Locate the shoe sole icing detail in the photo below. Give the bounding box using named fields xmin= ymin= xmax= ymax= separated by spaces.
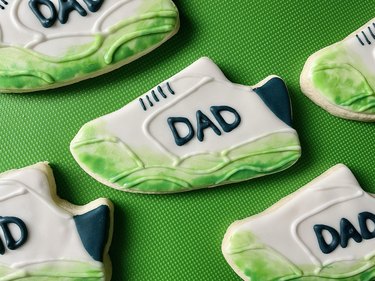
xmin=0 ymin=162 xmax=114 ymax=281
xmin=0 ymin=0 xmax=179 ymax=93
xmin=222 ymin=164 xmax=375 ymax=281
xmin=70 ymin=57 xmax=301 ymax=194
xmin=301 ymin=19 xmax=375 ymax=122
xmin=71 ymin=131 xmax=301 ymax=193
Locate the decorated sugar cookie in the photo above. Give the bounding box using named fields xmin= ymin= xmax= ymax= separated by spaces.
xmin=70 ymin=57 xmax=301 ymax=194
xmin=0 ymin=162 xmax=113 ymax=280
xmin=223 ymin=164 xmax=375 ymax=281
xmin=0 ymin=0 xmax=179 ymax=93
xmin=301 ymin=19 xmax=375 ymax=121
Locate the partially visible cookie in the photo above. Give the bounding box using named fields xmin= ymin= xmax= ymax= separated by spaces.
xmin=301 ymin=19 xmax=375 ymax=121
xmin=0 ymin=162 xmax=113 ymax=281
xmin=223 ymin=164 xmax=375 ymax=280
xmin=0 ymin=0 xmax=179 ymax=93
xmin=70 ymin=57 xmax=301 ymax=194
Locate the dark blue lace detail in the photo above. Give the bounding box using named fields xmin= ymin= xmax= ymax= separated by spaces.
xmin=139 ymin=82 xmax=175 ymax=111
xmin=0 ymin=0 xmax=8 ymax=10
xmin=356 ymin=23 xmax=375 ymax=46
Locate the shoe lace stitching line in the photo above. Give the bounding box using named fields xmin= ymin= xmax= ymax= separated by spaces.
xmin=356 ymin=23 xmax=375 ymax=46
xmin=139 ymin=82 xmax=175 ymax=111
xmin=0 ymin=0 xmax=8 ymax=10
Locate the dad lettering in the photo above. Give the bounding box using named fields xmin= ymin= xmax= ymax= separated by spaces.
xmin=314 ymin=212 xmax=375 ymax=254
xmin=29 ymin=0 xmax=104 ymax=28
xmin=168 ymin=106 xmax=241 ymax=146
xmin=0 ymin=216 xmax=28 ymax=254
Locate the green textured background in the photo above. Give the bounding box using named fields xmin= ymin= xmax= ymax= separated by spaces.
xmin=1 ymin=1 xmax=375 ymax=280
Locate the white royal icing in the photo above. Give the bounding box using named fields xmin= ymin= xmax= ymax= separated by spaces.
xmin=0 ymin=0 xmax=149 ymax=57
xmin=342 ymin=19 xmax=375 ymax=81
xmin=0 ymin=164 xmax=97 ymax=268
xmin=99 ymin=57 xmax=296 ymax=165
xmin=229 ymin=164 xmax=375 ymax=268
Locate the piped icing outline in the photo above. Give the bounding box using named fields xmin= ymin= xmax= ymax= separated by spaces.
xmin=70 ymin=57 xmax=301 ymax=193
xmin=0 ymin=163 xmax=113 ymax=280
xmin=0 ymin=0 xmax=180 ymax=92
xmin=222 ymin=164 xmax=375 ymax=281
xmin=301 ymin=18 xmax=375 ymax=121
xmin=140 ymin=75 xmax=299 ymax=166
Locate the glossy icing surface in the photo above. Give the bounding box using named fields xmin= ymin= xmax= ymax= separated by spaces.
xmin=0 ymin=163 xmax=112 ymax=280
xmin=0 ymin=0 xmax=179 ymax=92
xmin=70 ymin=57 xmax=301 ymax=194
xmin=222 ymin=164 xmax=375 ymax=281
xmin=74 ymin=205 xmax=110 ymax=262
xmin=302 ymin=18 xmax=375 ymax=119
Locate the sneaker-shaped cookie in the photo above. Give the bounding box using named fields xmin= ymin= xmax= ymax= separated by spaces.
xmin=301 ymin=19 xmax=375 ymax=121
xmin=223 ymin=164 xmax=375 ymax=281
xmin=0 ymin=0 xmax=179 ymax=93
xmin=0 ymin=162 xmax=113 ymax=280
xmin=70 ymin=57 xmax=301 ymax=194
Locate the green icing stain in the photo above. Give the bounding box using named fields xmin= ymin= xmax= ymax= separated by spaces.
xmin=225 ymin=230 xmax=375 ymax=281
xmin=226 ymin=231 xmax=302 ymax=280
xmin=0 ymin=260 xmax=105 ymax=281
xmin=0 ymin=0 xmax=179 ymax=92
xmin=311 ymin=45 xmax=375 ymax=114
xmin=71 ymin=124 xmax=301 ymax=193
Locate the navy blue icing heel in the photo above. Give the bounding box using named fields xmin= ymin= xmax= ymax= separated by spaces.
xmin=253 ymin=77 xmax=292 ymax=127
xmin=74 ymin=205 xmax=110 ymax=262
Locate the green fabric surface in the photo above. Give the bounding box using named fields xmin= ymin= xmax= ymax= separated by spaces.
xmin=0 ymin=0 xmax=374 ymax=280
